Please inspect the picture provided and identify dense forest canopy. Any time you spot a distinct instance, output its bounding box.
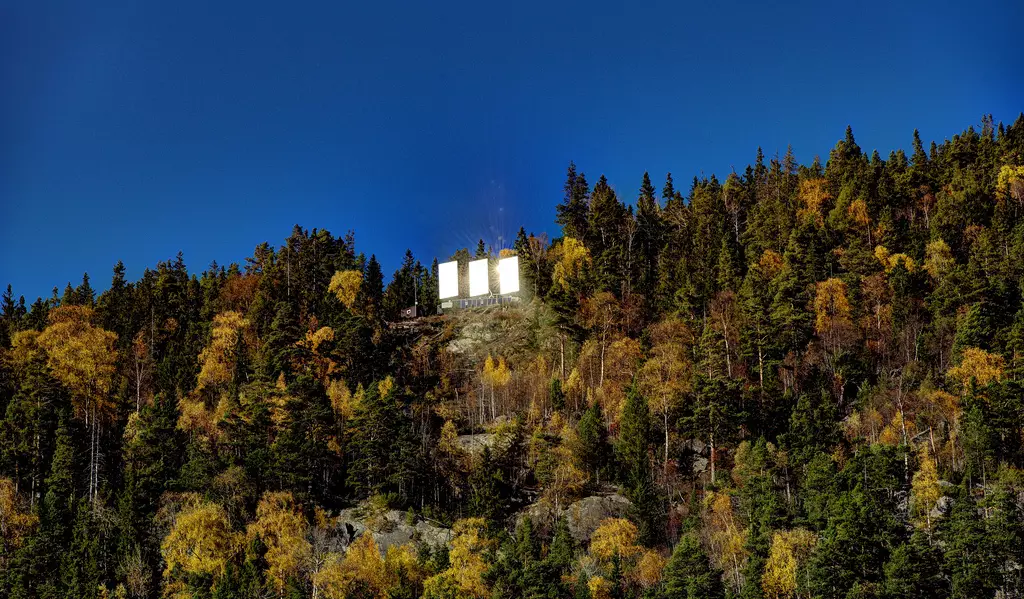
[3,115,1024,599]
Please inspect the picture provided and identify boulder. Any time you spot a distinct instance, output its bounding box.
[565,494,633,543]
[684,439,708,455]
[455,433,499,454]
[691,456,709,474]
[335,508,451,554]
[930,495,954,520]
[517,494,634,544]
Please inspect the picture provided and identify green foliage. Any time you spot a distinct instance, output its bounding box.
[661,533,725,599]
[3,117,1024,597]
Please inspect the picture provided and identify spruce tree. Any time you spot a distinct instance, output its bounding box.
[661,533,725,599]
[616,382,661,544]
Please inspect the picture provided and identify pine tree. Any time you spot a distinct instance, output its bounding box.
[345,379,416,499]
[588,175,627,294]
[576,401,610,485]
[557,162,591,240]
[881,531,946,599]
[616,382,661,544]
[943,486,1000,599]
[661,533,725,599]
[636,171,664,306]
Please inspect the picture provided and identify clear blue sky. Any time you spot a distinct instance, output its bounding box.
[2,0,1022,301]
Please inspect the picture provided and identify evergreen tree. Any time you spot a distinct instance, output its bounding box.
[576,400,610,485]
[661,533,725,599]
[345,379,416,499]
[616,382,661,544]
[557,162,591,240]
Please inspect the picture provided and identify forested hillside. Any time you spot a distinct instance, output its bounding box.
[3,116,1024,599]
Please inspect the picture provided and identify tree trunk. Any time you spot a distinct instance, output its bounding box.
[559,334,565,379]
[709,431,716,484]
[664,410,670,477]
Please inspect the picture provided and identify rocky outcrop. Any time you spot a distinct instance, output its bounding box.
[335,508,451,554]
[565,494,633,542]
[519,493,634,543]
[455,433,499,454]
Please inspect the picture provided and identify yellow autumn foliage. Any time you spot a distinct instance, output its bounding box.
[444,518,493,598]
[327,379,355,420]
[631,549,667,589]
[422,518,492,598]
[758,249,785,279]
[377,376,395,399]
[911,448,942,529]
[761,528,816,599]
[797,178,830,225]
[589,518,642,565]
[947,347,1004,391]
[161,500,240,580]
[588,575,613,599]
[923,239,954,280]
[343,534,388,593]
[874,246,916,273]
[552,237,591,291]
[0,478,38,570]
[247,492,311,594]
[329,269,363,308]
[196,311,249,393]
[847,198,870,228]
[997,164,1024,202]
[703,491,748,586]
[813,278,852,338]
[36,305,118,420]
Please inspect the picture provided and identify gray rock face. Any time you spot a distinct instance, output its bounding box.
[565,494,633,543]
[930,495,954,520]
[455,433,499,454]
[335,508,451,554]
[519,494,634,544]
[691,456,709,475]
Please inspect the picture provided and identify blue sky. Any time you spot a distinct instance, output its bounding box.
[2,0,1022,301]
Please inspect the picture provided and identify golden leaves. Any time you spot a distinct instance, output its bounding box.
[247,492,311,594]
[327,379,355,420]
[761,528,816,599]
[36,305,117,419]
[7,330,42,373]
[0,478,38,570]
[342,534,388,593]
[630,549,667,589]
[703,490,748,589]
[196,311,249,393]
[758,249,785,280]
[583,518,666,593]
[312,532,426,599]
[911,448,942,530]
[482,354,511,389]
[328,270,363,309]
[588,575,613,599]
[589,518,642,565]
[847,198,870,228]
[552,236,591,291]
[377,376,395,399]
[421,517,492,598]
[797,178,830,226]
[997,164,1024,203]
[813,278,852,338]
[874,245,916,273]
[947,347,1005,391]
[161,499,240,580]
[296,325,338,383]
[448,518,492,597]
[923,238,954,280]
